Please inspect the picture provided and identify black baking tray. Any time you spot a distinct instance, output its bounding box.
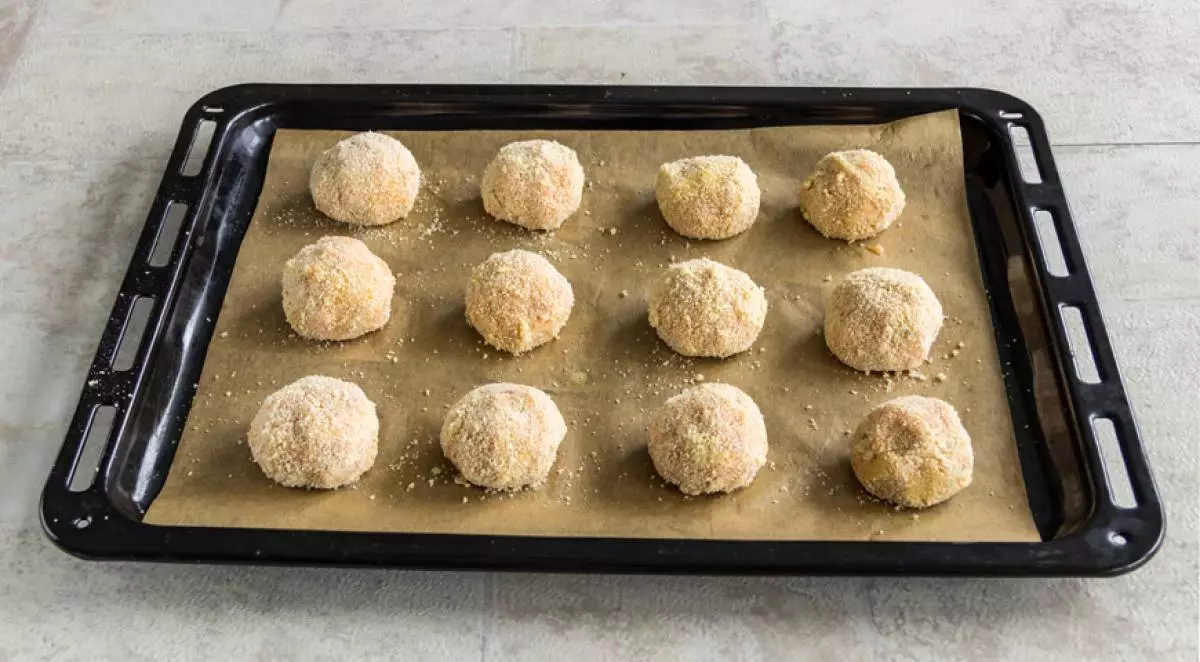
[41,85,1163,575]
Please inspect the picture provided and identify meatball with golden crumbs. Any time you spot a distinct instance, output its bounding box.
[825,267,942,372]
[282,236,395,341]
[851,396,973,508]
[309,132,421,226]
[799,149,905,241]
[466,249,574,355]
[248,375,379,489]
[481,140,584,230]
[649,258,768,358]
[441,383,567,490]
[656,155,760,240]
[649,383,768,495]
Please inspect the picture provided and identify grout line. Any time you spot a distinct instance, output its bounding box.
[508,27,520,84]
[513,20,759,30]
[1108,294,1200,305]
[271,21,760,33]
[1053,140,1200,149]
[2,157,171,167]
[29,21,761,40]
[25,25,511,39]
[480,572,497,662]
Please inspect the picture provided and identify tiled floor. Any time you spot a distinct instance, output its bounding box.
[0,2,1196,660]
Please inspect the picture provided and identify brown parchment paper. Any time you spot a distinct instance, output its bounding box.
[144,110,1039,542]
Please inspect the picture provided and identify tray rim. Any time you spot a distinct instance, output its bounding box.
[40,84,1164,576]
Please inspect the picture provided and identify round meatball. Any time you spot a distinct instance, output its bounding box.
[481,140,584,230]
[466,249,574,355]
[282,236,395,341]
[656,155,760,240]
[825,267,942,372]
[649,258,768,358]
[440,383,567,490]
[798,149,905,241]
[648,383,768,495]
[309,132,421,226]
[851,396,973,508]
[248,375,379,489]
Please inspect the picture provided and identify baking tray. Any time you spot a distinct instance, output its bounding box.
[40,85,1164,575]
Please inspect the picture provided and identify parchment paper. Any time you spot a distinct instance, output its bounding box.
[145,110,1040,542]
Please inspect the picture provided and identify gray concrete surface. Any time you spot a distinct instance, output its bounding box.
[0,1,1196,659]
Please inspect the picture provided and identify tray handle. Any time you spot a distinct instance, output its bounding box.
[42,105,226,544]
[998,106,1164,563]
